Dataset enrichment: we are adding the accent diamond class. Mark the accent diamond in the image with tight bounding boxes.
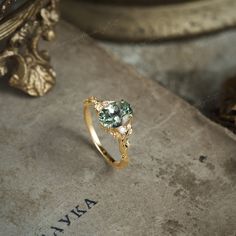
[118,126,127,134]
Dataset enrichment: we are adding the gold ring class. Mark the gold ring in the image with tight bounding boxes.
[83,96,133,169]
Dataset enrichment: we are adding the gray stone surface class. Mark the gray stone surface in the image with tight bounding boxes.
[100,29,236,116]
[0,21,236,236]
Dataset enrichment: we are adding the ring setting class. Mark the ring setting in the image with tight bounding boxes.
[83,97,133,169]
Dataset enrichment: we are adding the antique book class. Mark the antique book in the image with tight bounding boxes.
[0,21,235,236]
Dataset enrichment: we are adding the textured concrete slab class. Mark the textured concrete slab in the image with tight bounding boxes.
[0,21,235,236]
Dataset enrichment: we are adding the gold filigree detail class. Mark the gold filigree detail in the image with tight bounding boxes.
[0,0,59,96]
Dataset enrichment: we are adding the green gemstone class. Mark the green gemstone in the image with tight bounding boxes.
[99,100,133,128]
[120,100,133,117]
[99,102,122,128]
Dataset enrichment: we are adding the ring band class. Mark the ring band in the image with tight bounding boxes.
[83,96,133,169]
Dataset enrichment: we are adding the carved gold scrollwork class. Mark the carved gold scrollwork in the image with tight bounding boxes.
[0,0,59,96]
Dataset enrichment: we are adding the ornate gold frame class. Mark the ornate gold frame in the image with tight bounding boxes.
[0,0,59,96]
